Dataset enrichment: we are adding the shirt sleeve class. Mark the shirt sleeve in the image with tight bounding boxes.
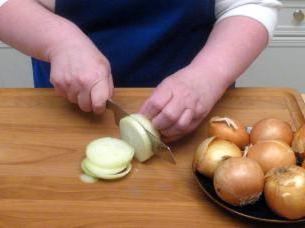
[215,0,283,41]
[0,0,8,7]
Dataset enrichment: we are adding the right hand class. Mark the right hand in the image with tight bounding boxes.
[49,40,113,114]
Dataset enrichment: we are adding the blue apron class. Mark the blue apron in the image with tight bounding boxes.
[32,1,215,87]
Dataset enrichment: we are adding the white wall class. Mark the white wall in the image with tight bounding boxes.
[0,42,33,88]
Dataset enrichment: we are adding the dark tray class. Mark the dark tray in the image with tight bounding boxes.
[194,171,305,224]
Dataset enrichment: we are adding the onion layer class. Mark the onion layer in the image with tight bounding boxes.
[193,137,242,178]
[264,166,305,220]
[213,157,264,206]
[208,116,249,149]
[250,118,293,145]
[247,140,296,174]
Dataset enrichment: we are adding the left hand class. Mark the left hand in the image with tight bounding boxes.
[139,66,222,142]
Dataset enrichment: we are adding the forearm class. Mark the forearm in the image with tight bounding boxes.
[189,16,268,97]
[0,0,93,61]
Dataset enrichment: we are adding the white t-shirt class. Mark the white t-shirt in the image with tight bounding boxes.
[0,0,282,40]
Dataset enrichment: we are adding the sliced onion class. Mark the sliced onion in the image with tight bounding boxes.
[250,118,293,145]
[120,113,160,162]
[208,116,249,149]
[81,161,98,178]
[80,174,98,184]
[83,161,132,180]
[193,137,242,178]
[86,137,134,169]
[247,140,296,174]
[213,157,264,206]
[83,158,127,175]
[264,166,305,219]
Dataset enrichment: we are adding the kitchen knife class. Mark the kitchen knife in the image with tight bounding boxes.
[106,99,176,164]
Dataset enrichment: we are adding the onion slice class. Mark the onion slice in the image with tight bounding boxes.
[82,158,127,176]
[83,161,132,180]
[86,137,134,169]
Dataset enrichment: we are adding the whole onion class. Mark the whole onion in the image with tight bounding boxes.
[292,124,305,160]
[213,157,264,206]
[247,140,296,174]
[264,166,305,220]
[250,118,293,145]
[193,137,242,178]
[208,116,249,149]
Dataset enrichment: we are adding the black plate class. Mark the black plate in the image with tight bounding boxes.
[194,171,305,224]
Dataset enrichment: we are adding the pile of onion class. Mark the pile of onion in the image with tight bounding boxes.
[193,137,242,178]
[246,140,296,174]
[213,157,264,206]
[194,115,305,220]
[208,116,249,149]
[264,166,305,219]
[250,118,293,145]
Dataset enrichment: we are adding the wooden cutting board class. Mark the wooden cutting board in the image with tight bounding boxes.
[0,88,304,227]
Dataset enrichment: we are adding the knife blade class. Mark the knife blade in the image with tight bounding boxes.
[106,99,176,164]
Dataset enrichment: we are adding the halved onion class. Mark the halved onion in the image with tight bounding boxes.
[213,157,264,206]
[193,137,242,178]
[264,166,305,219]
[208,116,249,149]
[250,118,293,145]
[247,140,296,174]
[120,113,160,162]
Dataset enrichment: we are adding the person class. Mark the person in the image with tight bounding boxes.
[0,0,281,142]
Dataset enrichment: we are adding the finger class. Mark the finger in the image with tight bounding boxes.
[160,108,193,137]
[162,114,203,142]
[90,79,109,114]
[152,97,186,130]
[66,85,79,104]
[139,85,172,119]
[77,90,92,112]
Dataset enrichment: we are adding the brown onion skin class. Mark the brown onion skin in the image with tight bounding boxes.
[193,137,242,178]
[208,117,249,149]
[213,157,264,206]
[292,124,305,160]
[250,118,293,145]
[264,166,305,220]
[247,140,296,174]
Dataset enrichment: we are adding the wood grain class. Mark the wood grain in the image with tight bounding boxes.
[0,88,304,228]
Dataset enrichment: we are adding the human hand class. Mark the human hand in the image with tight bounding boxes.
[49,40,113,114]
[139,66,224,142]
